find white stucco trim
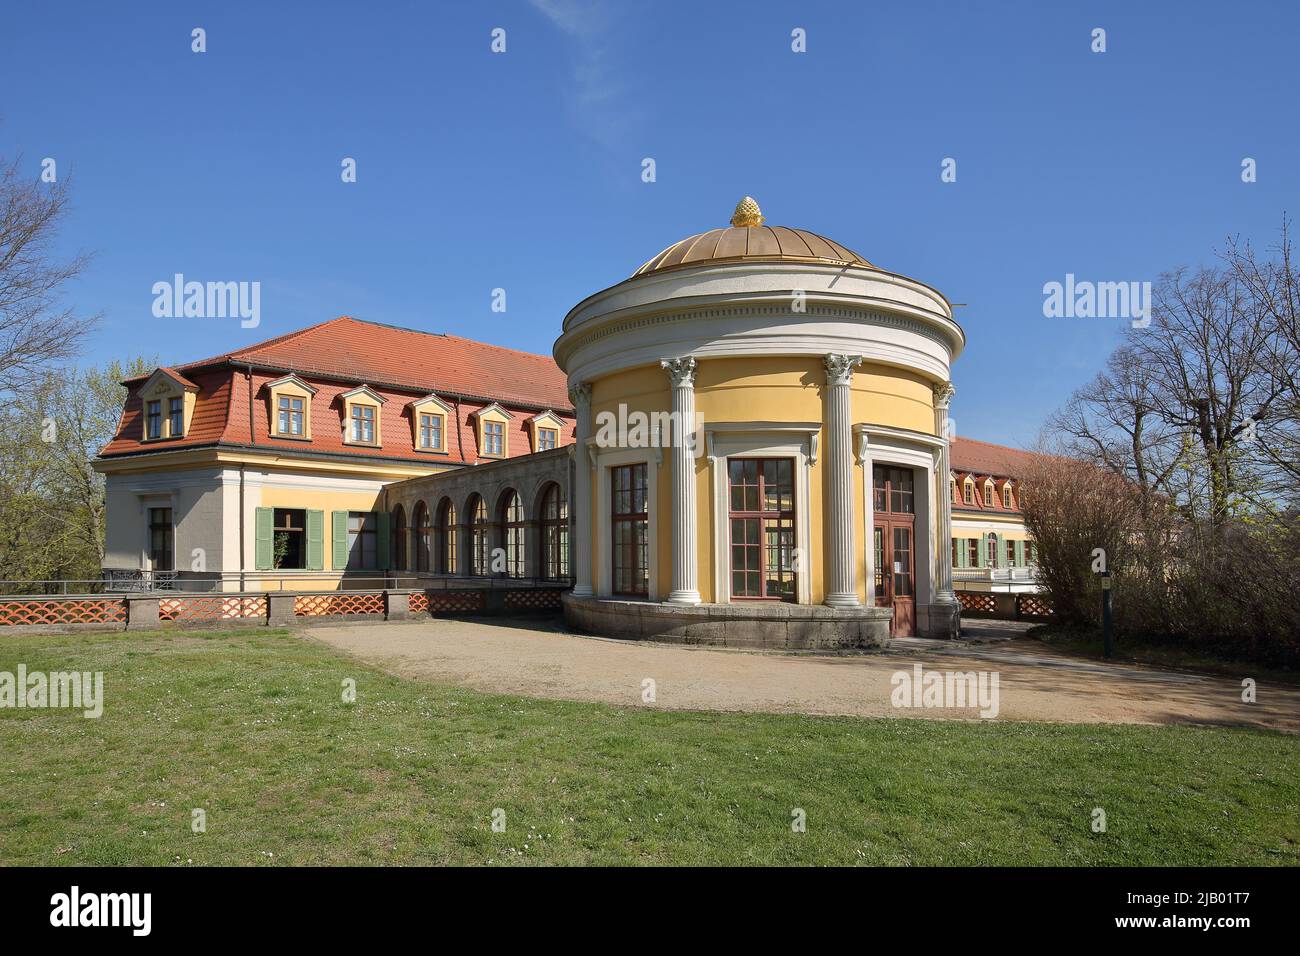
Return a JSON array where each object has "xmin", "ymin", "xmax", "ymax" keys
[
  {"xmin": 704, "ymin": 425, "xmax": 816, "ymax": 606},
  {"xmin": 854, "ymin": 425, "xmax": 937, "ymax": 607},
  {"xmin": 591, "ymin": 446, "xmax": 659, "ymax": 600}
]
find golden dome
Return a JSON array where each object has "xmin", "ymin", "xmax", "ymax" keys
[{"xmin": 634, "ymin": 198, "xmax": 876, "ymax": 278}]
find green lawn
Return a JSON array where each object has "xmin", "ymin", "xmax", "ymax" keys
[{"xmin": 0, "ymin": 627, "xmax": 1297, "ymax": 866}]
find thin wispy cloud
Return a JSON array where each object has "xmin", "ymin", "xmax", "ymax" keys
[{"xmin": 528, "ymin": 0, "xmax": 642, "ymax": 152}]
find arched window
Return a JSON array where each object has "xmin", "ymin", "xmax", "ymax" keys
[
  {"xmin": 467, "ymin": 494, "xmax": 489, "ymax": 575},
  {"xmin": 413, "ymin": 501, "xmax": 432, "ymax": 572},
  {"xmin": 539, "ymin": 482, "xmax": 568, "ymax": 580},
  {"xmin": 392, "ymin": 504, "xmax": 407, "ymax": 570},
  {"xmin": 987, "ymin": 532, "xmax": 999, "ymax": 567},
  {"xmin": 499, "ymin": 490, "xmax": 525, "ymax": 578},
  {"xmin": 436, "ymin": 498, "xmax": 457, "ymax": 574},
  {"xmin": 1003, "ymin": 485, "xmax": 1014, "ymax": 509}
]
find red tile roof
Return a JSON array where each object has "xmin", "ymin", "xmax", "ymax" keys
[
  {"xmin": 102, "ymin": 317, "xmax": 574, "ymax": 464},
  {"xmin": 128, "ymin": 316, "xmax": 573, "ymax": 410},
  {"xmin": 950, "ymin": 437, "xmax": 1037, "ymax": 480}
]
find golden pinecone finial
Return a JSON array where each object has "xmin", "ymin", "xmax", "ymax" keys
[{"xmin": 730, "ymin": 196, "xmax": 764, "ymax": 227}]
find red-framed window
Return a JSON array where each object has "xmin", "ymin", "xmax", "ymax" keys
[
  {"xmin": 611, "ymin": 463, "xmax": 649, "ymax": 596},
  {"xmin": 728, "ymin": 458, "xmax": 796, "ymax": 601},
  {"xmin": 468, "ymin": 494, "xmax": 489, "ymax": 575},
  {"xmin": 413, "ymin": 501, "xmax": 431, "ymax": 572},
  {"xmin": 436, "ymin": 498, "xmax": 456, "ymax": 574},
  {"xmin": 873, "ymin": 466, "xmax": 915, "ymax": 515},
  {"xmin": 540, "ymin": 482, "xmax": 569, "ymax": 581},
  {"xmin": 500, "ymin": 490, "xmax": 525, "ymax": 578}
]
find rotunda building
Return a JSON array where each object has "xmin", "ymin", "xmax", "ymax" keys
[{"xmin": 555, "ymin": 198, "xmax": 965, "ymax": 647}]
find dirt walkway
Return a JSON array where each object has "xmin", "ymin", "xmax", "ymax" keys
[{"xmin": 304, "ymin": 618, "xmax": 1300, "ymax": 732}]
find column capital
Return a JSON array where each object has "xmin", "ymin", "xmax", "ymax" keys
[
  {"xmin": 824, "ymin": 353, "xmax": 862, "ymax": 387},
  {"xmin": 567, "ymin": 381, "xmax": 592, "ymax": 412},
  {"xmin": 932, "ymin": 381, "xmax": 955, "ymax": 408},
  {"xmin": 661, "ymin": 356, "xmax": 697, "ymax": 389}
]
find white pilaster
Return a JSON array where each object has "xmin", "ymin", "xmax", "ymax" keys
[
  {"xmin": 661, "ymin": 357, "xmax": 701, "ymax": 604},
  {"xmin": 568, "ymin": 382, "xmax": 594, "ymax": 598},
  {"xmin": 933, "ymin": 382, "xmax": 957, "ymax": 603},
  {"xmin": 824, "ymin": 354, "xmax": 861, "ymax": 607}
]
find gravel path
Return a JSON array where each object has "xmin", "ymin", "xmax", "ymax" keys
[{"xmin": 304, "ymin": 618, "xmax": 1300, "ymax": 731}]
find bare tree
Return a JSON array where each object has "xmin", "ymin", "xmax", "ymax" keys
[
  {"xmin": 1046, "ymin": 343, "xmax": 1184, "ymax": 505},
  {"xmin": 0, "ymin": 153, "xmax": 96, "ymax": 396},
  {"xmin": 1127, "ymin": 264, "xmax": 1283, "ymax": 529},
  {"xmin": 1221, "ymin": 217, "xmax": 1300, "ymax": 503}
]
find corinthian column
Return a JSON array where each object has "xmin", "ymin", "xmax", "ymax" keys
[
  {"xmin": 568, "ymin": 382, "xmax": 594, "ymax": 598},
  {"xmin": 933, "ymin": 382, "xmax": 957, "ymax": 603},
  {"xmin": 824, "ymin": 354, "xmax": 862, "ymax": 607},
  {"xmin": 661, "ymin": 356, "xmax": 701, "ymax": 605}
]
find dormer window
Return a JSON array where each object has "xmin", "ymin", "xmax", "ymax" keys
[
  {"xmin": 267, "ymin": 375, "xmax": 317, "ymax": 440},
  {"xmin": 138, "ymin": 367, "xmax": 198, "ymax": 441},
  {"xmin": 983, "ymin": 483, "xmax": 994, "ymax": 507},
  {"xmin": 527, "ymin": 410, "xmax": 565, "ymax": 453},
  {"xmin": 472, "ymin": 402, "xmax": 514, "ymax": 458},
  {"xmin": 407, "ymin": 394, "xmax": 452, "ymax": 454},
  {"xmin": 1003, "ymin": 486, "xmax": 1014, "ymax": 509},
  {"xmin": 963, "ymin": 479, "xmax": 974, "ymax": 504},
  {"xmin": 339, "ymin": 384, "xmax": 386, "ymax": 447}
]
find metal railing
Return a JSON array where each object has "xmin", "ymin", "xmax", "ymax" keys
[
  {"xmin": 953, "ymin": 567, "xmax": 1037, "ymax": 583},
  {"xmin": 0, "ymin": 570, "xmax": 575, "ymax": 598}
]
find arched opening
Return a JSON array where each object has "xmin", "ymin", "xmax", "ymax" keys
[
  {"xmin": 436, "ymin": 497, "xmax": 457, "ymax": 574},
  {"xmin": 539, "ymin": 482, "xmax": 568, "ymax": 581},
  {"xmin": 467, "ymin": 494, "xmax": 489, "ymax": 576},
  {"xmin": 392, "ymin": 504, "xmax": 407, "ymax": 570},
  {"xmin": 498, "ymin": 489, "xmax": 525, "ymax": 578},
  {"xmin": 986, "ymin": 532, "xmax": 999, "ymax": 568}
]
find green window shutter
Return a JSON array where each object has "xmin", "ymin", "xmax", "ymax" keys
[
  {"xmin": 978, "ymin": 536, "xmax": 988, "ymax": 568},
  {"xmin": 376, "ymin": 512, "xmax": 391, "ymax": 570},
  {"xmin": 1014, "ymin": 539, "xmax": 1025, "ymax": 567},
  {"xmin": 996, "ymin": 533, "xmax": 1006, "ymax": 567},
  {"xmin": 306, "ymin": 510, "xmax": 324, "ymax": 571},
  {"xmin": 957, "ymin": 538, "xmax": 967, "ymax": 568},
  {"xmin": 254, "ymin": 507, "xmax": 274, "ymax": 570},
  {"xmin": 331, "ymin": 511, "xmax": 349, "ymax": 570}
]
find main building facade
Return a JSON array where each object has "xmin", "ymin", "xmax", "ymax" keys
[{"xmin": 96, "ymin": 199, "xmax": 1038, "ymax": 642}]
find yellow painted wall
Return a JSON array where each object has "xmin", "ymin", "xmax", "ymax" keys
[{"xmin": 586, "ymin": 356, "xmax": 937, "ymax": 605}]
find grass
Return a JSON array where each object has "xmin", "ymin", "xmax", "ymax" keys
[{"xmin": 0, "ymin": 626, "xmax": 1297, "ymax": 866}]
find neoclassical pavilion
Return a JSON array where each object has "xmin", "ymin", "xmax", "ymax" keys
[{"xmin": 556, "ymin": 198, "xmax": 965, "ymax": 646}]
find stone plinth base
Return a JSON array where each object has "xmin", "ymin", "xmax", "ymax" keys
[
  {"xmin": 916, "ymin": 601, "xmax": 962, "ymax": 640},
  {"xmin": 563, "ymin": 594, "xmax": 891, "ymax": 651}
]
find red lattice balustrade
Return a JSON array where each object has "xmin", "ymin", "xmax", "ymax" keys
[
  {"xmin": 159, "ymin": 596, "xmax": 267, "ymax": 622},
  {"xmin": 957, "ymin": 591, "xmax": 997, "ymax": 614},
  {"xmin": 1016, "ymin": 594, "xmax": 1055, "ymax": 618},
  {"xmin": 503, "ymin": 589, "xmax": 563, "ymax": 611},
  {"xmin": 293, "ymin": 592, "xmax": 385, "ymax": 617},
  {"xmin": 0, "ymin": 599, "xmax": 127, "ymax": 626}
]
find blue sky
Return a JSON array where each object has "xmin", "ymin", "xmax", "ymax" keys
[{"xmin": 2, "ymin": 0, "xmax": 1296, "ymax": 447}]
